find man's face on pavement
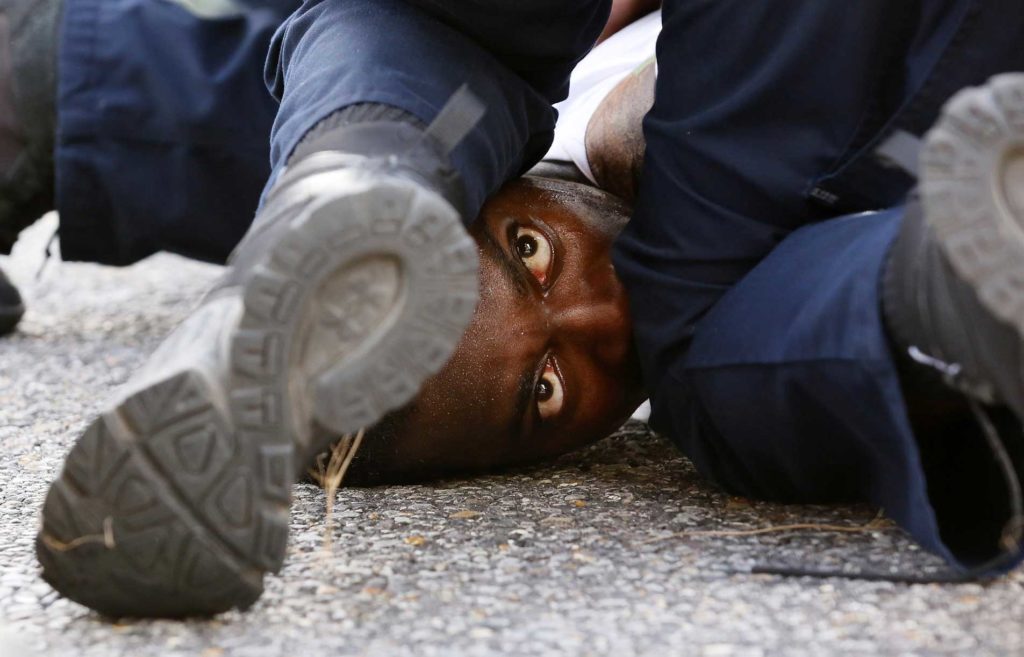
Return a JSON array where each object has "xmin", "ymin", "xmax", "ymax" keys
[{"xmin": 347, "ymin": 176, "xmax": 645, "ymax": 481}]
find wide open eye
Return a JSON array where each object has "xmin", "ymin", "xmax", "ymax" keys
[
  {"xmin": 514, "ymin": 226, "xmax": 553, "ymax": 286},
  {"xmin": 535, "ymin": 358, "xmax": 565, "ymax": 420}
]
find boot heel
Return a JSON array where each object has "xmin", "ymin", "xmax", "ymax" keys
[{"xmin": 37, "ymin": 371, "xmax": 268, "ymax": 618}]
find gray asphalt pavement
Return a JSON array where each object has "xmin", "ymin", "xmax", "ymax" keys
[{"xmin": 2, "ymin": 217, "xmax": 1023, "ymax": 657}]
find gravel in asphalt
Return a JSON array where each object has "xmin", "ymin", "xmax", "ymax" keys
[{"xmin": 2, "ymin": 217, "xmax": 1023, "ymax": 657}]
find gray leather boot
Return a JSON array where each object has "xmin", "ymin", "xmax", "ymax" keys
[
  {"xmin": 885, "ymin": 74, "xmax": 1024, "ymax": 420},
  {"xmin": 37, "ymin": 94, "xmax": 483, "ymax": 618}
]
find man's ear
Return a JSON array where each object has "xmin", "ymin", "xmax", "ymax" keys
[{"xmin": 584, "ymin": 58, "xmax": 654, "ymax": 204}]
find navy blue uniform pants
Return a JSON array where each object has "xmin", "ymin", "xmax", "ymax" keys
[
  {"xmin": 55, "ymin": 0, "xmax": 606, "ymax": 264},
  {"xmin": 52, "ymin": 0, "xmax": 1024, "ymax": 572},
  {"xmin": 613, "ymin": 0, "xmax": 1024, "ymax": 572}
]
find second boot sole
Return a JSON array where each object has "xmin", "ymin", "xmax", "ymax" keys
[{"xmin": 920, "ymin": 73, "xmax": 1024, "ymax": 409}]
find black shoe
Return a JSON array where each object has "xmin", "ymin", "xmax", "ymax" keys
[
  {"xmin": 883, "ymin": 73, "xmax": 1024, "ymax": 567},
  {"xmin": 36, "ymin": 99, "xmax": 482, "ymax": 617},
  {"xmin": 0, "ymin": 264, "xmax": 23, "ymax": 335}
]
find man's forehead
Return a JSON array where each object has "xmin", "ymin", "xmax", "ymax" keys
[{"xmin": 486, "ymin": 176, "xmax": 630, "ymax": 237}]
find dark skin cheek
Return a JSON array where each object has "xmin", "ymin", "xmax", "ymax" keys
[{"xmin": 584, "ymin": 59, "xmax": 656, "ymax": 204}]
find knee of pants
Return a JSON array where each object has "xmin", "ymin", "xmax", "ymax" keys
[
  {"xmin": 401, "ymin": 0, "xmax": 611, "ymax": 100},
  {"xmin": 263, "ymin": 0, "xmax": 564, "ymax": 214}
]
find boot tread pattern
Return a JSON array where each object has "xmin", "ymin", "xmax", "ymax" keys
[
  {"xmin": 37, "ymin": 372, "xmax": 265, "ymax": 618},
  {"xmin": 37, "ymin": 174, "xmax": 479, "ymax": 617}
]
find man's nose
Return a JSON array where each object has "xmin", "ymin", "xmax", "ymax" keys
[{"xmin": 548, "ymin": 297, "xmax": 631, "ymax": 365}]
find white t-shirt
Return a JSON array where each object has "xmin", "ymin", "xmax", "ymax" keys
[{"xmin": 545, "ymin": 11, "xmax": 662, "ymax": 184}]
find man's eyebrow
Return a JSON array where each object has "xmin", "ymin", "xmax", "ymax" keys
[
  {"xmin": 511, "ymin": 362, "xmax": 537, "ymax": 440},
  {"xmin": 478, "ymin": 222, "xmax": 530, "ymax": 298}
]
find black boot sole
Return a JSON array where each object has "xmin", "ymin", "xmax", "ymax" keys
[{"xmin": 36, "ymin": 165, "xmax": 479, "ymax": 617}]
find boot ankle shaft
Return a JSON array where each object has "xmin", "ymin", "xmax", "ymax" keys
[{"xmin": 287, "ymin": 118, "xmax": 466, "ymax": 217}]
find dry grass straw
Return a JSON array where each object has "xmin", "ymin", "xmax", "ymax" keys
[
  {"xmin": 309, "ymin": 428, "xmax": 365, "ymax": 553},
  {"xmin": 39, "ymin": 516, "xmax": 116, "ymax": 552},
  {"xmin": 639, "ymin": 509, "xmax": 894, "ymax": 544}
]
